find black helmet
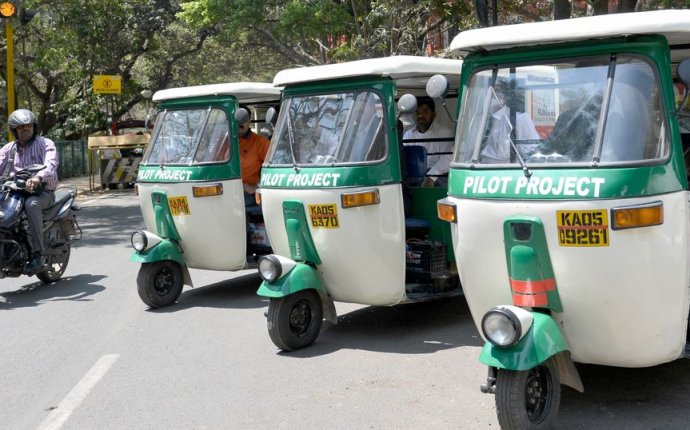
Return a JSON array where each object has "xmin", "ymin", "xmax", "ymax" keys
[{"xmin": 8, "ymin": 109, "xmax": 38, "ymax": 141}]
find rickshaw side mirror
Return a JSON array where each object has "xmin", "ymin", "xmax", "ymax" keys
[
  {"xmin": 235, "ymin": 108, "xmax": 250, "ymax": 125},
  {"xmin": 397, "ymin": 94, "xmax": 418, "ymax": 116},
  {"xmin": 678, "ymin": 59, "xmax": 690, "ymax": 112},
  {"xmin": 678, "ymin": 59, "xmax": 690, "ymax": 86},
  {"xmin": 426, "ymin": 74, "xmax": 449, "ymax": 99},
  {"xmin": 265, "ymin": 107, "xmax": 278, "ymax": 126}
]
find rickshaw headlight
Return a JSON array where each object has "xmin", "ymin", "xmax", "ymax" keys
[
  {"xmin": 481, "ymin": 306, "xmax": 534, "ymax": 348},
  {"xmin": 131, "ymin": 230, "xmax": 162, "ymax": 252},
  {"xmin": 131, "ymin": 230, "xmax": 148, "ymax": 251},
  {"xmin": 258, "ymin": 255, "xmax": 297, "ymax": 283}
]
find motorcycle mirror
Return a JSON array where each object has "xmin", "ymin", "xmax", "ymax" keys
[
  {"xmin": 397, "ymin": 94, "xmax": 418, "ymax": 116},
  {"xmin": 265, "ymin": 107, "xmax": 278, "ymax": 126},
  {"xmin": 426, "ymin": 74, "xmax": 450, "ymax": 99}
]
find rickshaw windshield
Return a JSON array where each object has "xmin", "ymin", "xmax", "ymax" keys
[
  {"xmin": 143, "ymin": 108, "xmax": 230, "ymax": 165},
  {"xmin": 455, "ymin": 54, "xmax": 668, "ymax": 167},
  {"xmin": 267, "ymin": 90, "xmax": 387, "ymax": 166}
]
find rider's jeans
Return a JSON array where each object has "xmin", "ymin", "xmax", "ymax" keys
[{"xmin": 25, "ymin": 190, "xmax": 55, "ymax": 254}]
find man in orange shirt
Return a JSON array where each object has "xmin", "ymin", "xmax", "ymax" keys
[{"xmin": 236, "ymin": 108, "xmax": 270, "ymax": 207}]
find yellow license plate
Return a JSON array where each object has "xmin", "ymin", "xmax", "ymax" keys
[
  {"xmin": 557, "ymin": 209, "xmax": 609, "ymax": 247},
  {"xmin": 168, "ymin": 196, "xmax": 191, "ymax": 216},
  {"xmin": 308, "ymin": 204, "xmax": 339, "ymax": 229}
]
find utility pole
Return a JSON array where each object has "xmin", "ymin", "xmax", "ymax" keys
[
  {"xmin": 1, "ymin": 1, "xmax": 17, "ymax": 140},
  {"xmin": 1, "ymin": 1, "xmax": 36, "ymax": 140}
]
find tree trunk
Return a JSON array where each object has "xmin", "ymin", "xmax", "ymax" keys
[
  {"xmin": 553, "ymin": 0, "xmax": 571, "ymax": 20},
  {"xmin": 617, "ymin": 0, "xmax": 638, "ymax": 12},
  {"xmin": 590, "ymin": 0, "xmax": 610, "ymax": 15}
]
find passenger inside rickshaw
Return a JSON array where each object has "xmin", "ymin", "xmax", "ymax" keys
[{"xmin": 402, "ymin": 97, "xmax": 454, "ymax": 187}]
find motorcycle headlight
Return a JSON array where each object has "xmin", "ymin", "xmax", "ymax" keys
[
  {"xmin": 258, "ymin": 255, "xmax": 296, "ymax": 283},
  {"xmin": 131, "ymin": 230, "xmax": 148, "ymax": 252},
  {"xmin": 481, "ymin": 306, "xmax": 534, "ymax": 348}
]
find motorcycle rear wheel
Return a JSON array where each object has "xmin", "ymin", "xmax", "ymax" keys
[{"xmin": 37, "ymin": 245, "xmax": 71, "ymax": 283}]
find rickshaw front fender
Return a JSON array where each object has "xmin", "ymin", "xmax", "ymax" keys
[
  {"xmin": 257, "ymin": 262, "xmax": 336, "ymax": 324},
  {"xmin": 129, "ymin": 239, "xmax": 193, "ymax": 287},
  {"xmin": 480, "ymin": 311, "xmax": 583, "ymax": 391}
]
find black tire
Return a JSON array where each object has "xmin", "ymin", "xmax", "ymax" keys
[
  {"xmin": 267, "ymin": 290, "xmax": 323, "ymax": 351},
  {"xmin": 495, "ymin": 357, "xmax": 561, "ymax": 430},
  {"xmin": 136, "ymin": 261, "xmax": 184, "ymax": 308},
  {"xmin": 37, "ymin": 245, "xmax": 71, "ymax": 283}
]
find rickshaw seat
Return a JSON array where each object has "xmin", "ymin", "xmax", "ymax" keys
[
  {"xmin": 246, "ymin": 206, "xmax": 263, "ymax": 216},
  {"xmin": 405, "ymin": 217, "xmax": 431, "ymax": 229},
  {"xmin": 404, "ymin": 145, "xmax": 428, "ymax": 179}
]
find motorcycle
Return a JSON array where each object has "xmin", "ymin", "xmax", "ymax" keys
[{"xmin": 0, "ymin": 164, "xmax": 81, "ymax": 282}]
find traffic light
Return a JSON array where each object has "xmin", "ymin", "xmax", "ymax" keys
[
  {"xmin": 19, "ymin": 7, "xmax": 36, "ymax": 25},
  {"xmin": 0, "ymin": 2, "xmax": 17, "ymax": 18}
]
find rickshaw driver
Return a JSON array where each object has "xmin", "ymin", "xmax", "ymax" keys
[
  {"xmin": 403, "ymin": 98, "xmax": 454, "ymax": 187},
  {"xmin": 236, "ymin": 108, "xmax": 271, "ymax": 207}
]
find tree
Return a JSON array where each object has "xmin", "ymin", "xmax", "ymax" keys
[{"xmin": 2, "ymin": 0, "xmax": 219, "ymax": 140}]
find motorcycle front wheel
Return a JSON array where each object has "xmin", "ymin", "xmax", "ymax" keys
[{"xmin": 37, "ymin": 245, "xmax": 71, "ymax": 283}]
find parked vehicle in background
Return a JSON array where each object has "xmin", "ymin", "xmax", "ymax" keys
[
  {"xmin": 88, "ymin": 118, "xmax": 150, "ymax": 189},
  {"xmin": 130, "ymin": 82, "xmax": 281, "ymax": 308}
]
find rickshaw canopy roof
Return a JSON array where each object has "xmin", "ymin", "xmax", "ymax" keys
[
  {"xmin": 152, "ymin": 82, "xmax": 282, "ymax": 104},
  {"xmin": 450, "ymin": 9, "xmax": 690, "ymax": 62},
  {"xmin": 273, "ymin": 55, "xmax": 463, "ymax": 90}
]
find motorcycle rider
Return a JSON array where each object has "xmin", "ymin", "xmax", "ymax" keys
[{"xmin": 0, "ymin": 109, "xmax": 58, "ymax": 272}]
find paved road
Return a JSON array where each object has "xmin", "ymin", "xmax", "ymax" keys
[{"xmin": 1, "ymin": 191, "xmax": 690, "ymax": 429}]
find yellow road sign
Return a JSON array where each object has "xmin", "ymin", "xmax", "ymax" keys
[{"xmin": 93, "ymin": 75, "xmax": 122, "ymax": 94}]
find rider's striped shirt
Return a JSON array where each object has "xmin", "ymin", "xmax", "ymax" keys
[{"xmin": 0, "ymin": 136, "xmax": 59, "ymax": 191}]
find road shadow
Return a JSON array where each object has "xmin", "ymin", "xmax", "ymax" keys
[
  {"xmin": 558, "ymin": 359, "xmax": 690, "ymax": 429},
  {"xmin": 149, "ymin": 272, "xmax": 265, "ymax": 312},
  {"xmin": 281, "ymin": 296, "xmax": 482, "ymax": 357},
  {"xmin": 0, "ymin": 273, "xmax": 107, "ymax": 310},
  {"xmin": 77, "ymin": 200, "xmax": 144, "ymax": 248}
]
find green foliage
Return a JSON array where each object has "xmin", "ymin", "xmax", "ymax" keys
[{"xmin": 0, "ymin": 0, "xmax": 685, "ymax": 144}]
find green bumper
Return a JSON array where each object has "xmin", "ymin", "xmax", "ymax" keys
[
  {"xmin": 257, "ymin": 262, "xmax": 325, "ymax": 298},
  {"xmin": 479, "ymin": 312, "xmax": 568, "ymax": 371},
  {"xmin": 129, "ymin": 239, "xmax": 185, "ymax": 267}
]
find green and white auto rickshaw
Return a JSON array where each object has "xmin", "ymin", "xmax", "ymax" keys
[
  {"xmin": 434, "ymin": 9, "xmax": 690, "ymax": 429},
  {"xmin": 130, "ymin": 83, "xmax": 281, "ymax": 308},
  {"xmin": 255, "ymin": 56, "xmax": 464, "ymax": 351}
]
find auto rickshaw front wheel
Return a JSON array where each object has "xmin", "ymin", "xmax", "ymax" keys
[
  {"xmin": 495, "ymin": 357, "xmax": 560, "ymax": 430},
  {"xmin": 137, "ymin": 261, "xmax": 184, "ymax": 308},
  {"xmin": 267, "ymin": 290, "xmax": 323, "ymax": 351}
]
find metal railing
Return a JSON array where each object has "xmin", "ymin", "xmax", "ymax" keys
[{"xmin": 55, "ymin": 139, "xmax": 88, "ymax": 179}]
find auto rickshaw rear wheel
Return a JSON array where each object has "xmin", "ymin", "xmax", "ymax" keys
[
  {"xmin": 267, "ymin": 290, "xmax": 322, "ymax": 351},
  {"xmin": 137, "ymin": 260, "xmax": 184, "ymax": 308},
  {"xmin": 495, "ymin": 357, "xmax": 560, "ymax": 430}
]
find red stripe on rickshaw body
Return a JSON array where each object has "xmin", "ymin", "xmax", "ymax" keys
[
  {"xmin": 510, "ymin": 278, "xmax": 555, "ymax": 294},
  {"xmin": 513, "ymin": 293, "xmax": 548, "ymax": 307}
]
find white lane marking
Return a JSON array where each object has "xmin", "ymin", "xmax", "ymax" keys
[{"xmin": 37, "ymin": 354, "xmax": 120, "ymax": 430}]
